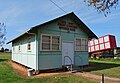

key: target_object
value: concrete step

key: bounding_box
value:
[66,65,83,72]
[71,70,77,73]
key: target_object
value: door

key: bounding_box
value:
[62,42,74,65]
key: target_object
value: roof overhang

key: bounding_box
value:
[7,12,97,44]
[7,28,33,44]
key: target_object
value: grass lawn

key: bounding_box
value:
[0,52,11,60]
[0,52,97,83]
[89,58,120,78]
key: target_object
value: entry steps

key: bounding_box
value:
[65,65,83,73]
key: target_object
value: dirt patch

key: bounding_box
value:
[83,65,96,71]
[75,72,120,83]
[32,72,71,78]
[8,61,120,83]
[8,61,28,77]
[8,61,71,78]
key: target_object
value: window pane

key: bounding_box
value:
[42,35,50,43]
[81,46,86,51]
[52,44,59,50]
[41,35,60,51]
[81,40,86,45]
[52,36,59,44]
[19,46,21,51]
[76,39,88,51]
[28,43,31,50]
[76,39,81,45]
[76,46,80,50]
[42,43,50,50]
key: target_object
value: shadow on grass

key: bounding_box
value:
[85,61,120,72]
[0,59,8,62]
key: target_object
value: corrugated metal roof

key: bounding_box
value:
[7,12,97,44]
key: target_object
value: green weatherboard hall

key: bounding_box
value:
[7,12,97,71]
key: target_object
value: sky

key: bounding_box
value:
[0,0,120,49]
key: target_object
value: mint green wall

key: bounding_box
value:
[12,16,89,70]
[12,34,37,70]
[74,52,88,66]
[38,24,62,70]
[39,52,62,70]
[38,16,89,70]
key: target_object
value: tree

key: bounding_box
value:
[84,0,119,16]
[0,23,6,46]
[0,47,4,52]
[4,48,9,52]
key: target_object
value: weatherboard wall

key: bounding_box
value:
[11,15,89,70]
[38,16,89,70]
[12,34,37,69]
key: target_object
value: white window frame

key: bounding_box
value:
[18,45,21,52]
[40,34,61,51]
[27,36,32,51]
[27,43,31,51]
[75,38,88,51]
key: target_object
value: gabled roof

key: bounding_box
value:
[7,12,97,44]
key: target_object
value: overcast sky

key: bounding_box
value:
[0,0,120,49]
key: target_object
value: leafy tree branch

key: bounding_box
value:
[0,23,6,46]
[84,0,119,16]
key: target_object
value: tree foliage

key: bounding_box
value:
[0,47,4,52]
[4,48,9,52]
[84,0,119,16]
[0,23,6,46]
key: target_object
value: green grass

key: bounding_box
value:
[89,58,120,78]
[0,62,97,83]
[0,53,97,83]
[0,52,11,60]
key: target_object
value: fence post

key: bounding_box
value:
[101,74,104,83]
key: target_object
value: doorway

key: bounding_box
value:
[62,42,74,65]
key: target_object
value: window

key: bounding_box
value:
[27,36,32,51]
[42,35,50,50]
[41,34,60,51]
[18,45,21,52]
[27,43,31,51]
[75,38,88,51]
[52,36,60,50]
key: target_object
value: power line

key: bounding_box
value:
[49,0,67,13]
